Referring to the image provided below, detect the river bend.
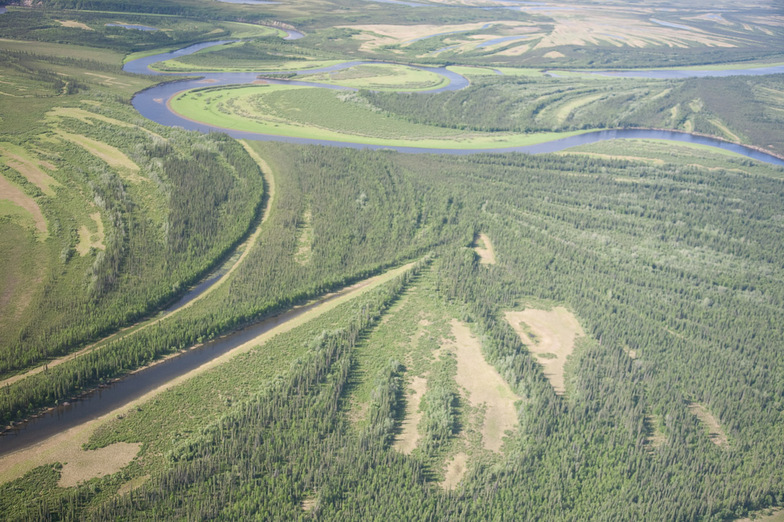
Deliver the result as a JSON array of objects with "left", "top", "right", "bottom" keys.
[{"left": 125, "top": 37, "right": 784, "bottom": 165}]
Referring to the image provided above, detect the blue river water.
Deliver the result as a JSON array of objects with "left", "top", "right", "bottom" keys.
[{"left": 124, "top": 39, "right": 784, "bottom": 165}]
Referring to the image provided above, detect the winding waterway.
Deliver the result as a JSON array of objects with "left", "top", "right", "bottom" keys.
[
  {"left": 125, "top": 37, "right": 784, "bottom": 165},
  {"left": 3, "top": 29, "right": 784, "bottom": 458}
]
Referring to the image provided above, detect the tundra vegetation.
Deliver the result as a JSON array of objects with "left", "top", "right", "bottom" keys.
[{"left": 0, "top": 0, "right": 783, "bottom": 520}]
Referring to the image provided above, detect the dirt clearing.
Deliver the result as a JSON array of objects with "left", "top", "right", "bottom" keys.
[
  {"left": 393, "top": 375, "right": 427, "bottom": 454},
  {"left": 58, "top": 442, "right": 141, "bottom": 487},
  {"left": 448, "top": 320, "right": 519, "bottom": 452},
  {"left": 55, "top": 130, "right": 144, "bottom": 183},
  {"left": 56, "top": 20, "right": 93, "bottom": 30},
  {"left": 644, "top": 414, "right": 665, "bottom": 449},
  {"left": 294, "top": 206, "right": 313, "bottom": 265},
  {"left": 76, "top": 211, "right": 105, "bottom": 255},
  {"left": 48, "top": 107, "right": 167, "bottom": 141},
  {"left": 689, "top": 403, "right": 728, "bottom": 447},
  {"left": 0, "top": 143, "right": 60, "bottom": 196},
  {"left": 441, "top": 452, "right": 467, "bottom": 490},
  {"left": 473, "top": 233, "right": 496, "bottom": 265},
  {"left": 505, "top": 307, "right": 585, "bottom": 395},
  {"left": 0, "top": 174, "right": 48, "bottom": 239}
]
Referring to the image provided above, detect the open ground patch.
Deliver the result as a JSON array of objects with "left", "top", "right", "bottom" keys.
[
  {"left": 472, "top": 233, "right": 496, "bottom": 265},
  {"left": 689, "top": 403, "right": 729, "bottom": 447},
  {"left": 505, "top": 307, "right": 585, "bottom": 395},
  {"left": 447, "top": 319, "right": 519, "bottom": 452},
  {"left": 0, "top": 174, "right": 48, "bottom": 239}
]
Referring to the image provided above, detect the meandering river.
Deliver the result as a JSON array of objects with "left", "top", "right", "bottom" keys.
[{"left": 125, "top": 36, "right": 784, "bottom": 165}]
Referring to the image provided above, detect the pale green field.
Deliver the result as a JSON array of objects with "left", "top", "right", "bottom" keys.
[
  {"left": 446, "top": 66, "right": 498, "bottom": 76},
  {"left": 0, "top": 38, "right": 124, "bottom": 65},
  {"left": 558, "top": 138, "right": 767, "bottom": 167},
  {"left": 170, "top": 84, "right": 589, "bottom": 149},
  {"left": 297, "top": 63, "right": 448, "bottom": 91},
  {"left": 150, "top": 56, "right": 343, "bottom": 73}
]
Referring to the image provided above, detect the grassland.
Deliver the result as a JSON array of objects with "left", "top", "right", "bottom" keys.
[
  {"left": 169, "top": 84, "right": 589, "bottom": 148},
  {"left": 297, "top": 63, "right": 448, "bottom": 91},
  {"left": 0, "top": 142, "right": 61, "bottom": 196},
  {"left": 0, "top": 174, "right": 48, "bottom": 239}
]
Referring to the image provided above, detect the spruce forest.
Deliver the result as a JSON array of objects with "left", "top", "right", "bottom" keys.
[{"left": 0, "top": 0, "right": 782, "bottom": 520}]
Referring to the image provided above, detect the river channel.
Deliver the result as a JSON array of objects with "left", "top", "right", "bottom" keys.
[{"left": 125, "top": 37, "right": 784, "bottom": 165}]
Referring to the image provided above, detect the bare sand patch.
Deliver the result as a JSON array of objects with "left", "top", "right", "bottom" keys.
[
  {"left": 0, "top": 174, "right": 47, "bottom": 239},
  {"left": 686, "top": 13, "right": 732, "bottom": 26},
  {"left": 0, "top": 144, "right": 60, "bottom": 197},
  {"left": 76, "top": 211, "right": 105, "bottom": 256},
  {"left": 737, "top": 507, "right": 784, "bottom": 522},
  {"left": 55, "top": 130, "right": 144, "bottom": 183},
  {"left": 689, "top": 403, "right": 728, "bottom": 447},
  {"left": 302, "top": 496, "right": 317, "bottom": 512},
  {"left": 47, "top": 107, "right": 145, "bottom": 132},
  {"left": 559, "top": 151, "right": 665, "bottom": 167},
  {"left": 0, "top": 407, "right": 141, "bottom": 488},
  {"left": 528, "top": 10, "right": 738, "bottom": 52},
  {"left": 82, "top": 72, "right": 131, "bottom": 87},
  {"left": 544, "top": 51, "right": 565, "bottom": 59},
  {"left": 57, "top": 20, "right": 93, "bottom": 30},
  {"left": 393, "top": 375, "right": 427, "bottom": 454},
  {"left": 554, "top": 92, "right": 605, "bottom": 125},
  {"left": 473, "top": 233, "right": 496, "bottom": 265},
  {"left": 117, "top": 474, "right": 149, "bottom": 496},
  {"left": 448, "top": 320, "right": 519, "bottom": 452},
  {"left": 294, "top": 206, "right": 313, "bottom": 265},
  {"left": 708, "top": 118, "right": 742, "bottom": 142},
  {"left": 58, "top": 442, "right": 141, "bottom": 487},
  {"left": 504, "top": 307, "right": 585, "bottom": 395},
  {"left": 496, "top": 44, "right": 532, "bottom": 57},
  {"left": 441, "top": 452, "right": 467, "bottom": 490},
  {"left": 644, "top": 414, "right": 665, "bottom": 449},
  {"left": 340, "top": 22, "right": 514, "bottom": 52}
]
